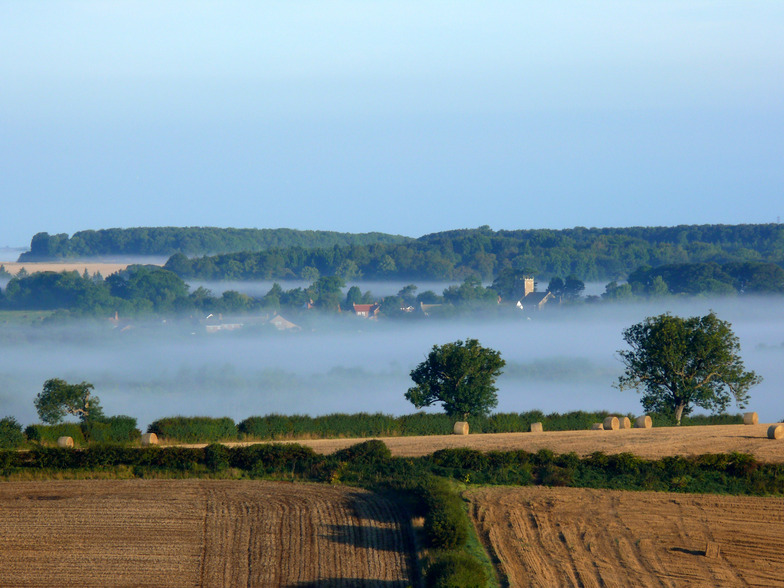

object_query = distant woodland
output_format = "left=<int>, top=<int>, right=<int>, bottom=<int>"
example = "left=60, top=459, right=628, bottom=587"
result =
left=162, top=224, right=784, bottom=282
left=19, top=225, right=784, bottom=283
left=3, top=224, right=784, bottom=317
left=18, top=227, right=410, bottom=261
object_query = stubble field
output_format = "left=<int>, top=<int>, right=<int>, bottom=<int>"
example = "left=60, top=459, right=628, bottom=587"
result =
left=468, top=485, right=784, bottom=587
left=232, top=424, right=784, bottom=463
left=0, top=480, right=416, bottom=587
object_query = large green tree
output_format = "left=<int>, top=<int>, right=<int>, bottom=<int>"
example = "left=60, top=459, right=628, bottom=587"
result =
left=405, top=339, right=505, bottom=419
left=616, top=312, right=761, bottom=424
left=34, top=379, right=104, bottom=424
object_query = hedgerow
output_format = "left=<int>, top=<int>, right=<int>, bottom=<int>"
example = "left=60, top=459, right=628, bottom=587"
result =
left=147, top=416, right=237, bottom=443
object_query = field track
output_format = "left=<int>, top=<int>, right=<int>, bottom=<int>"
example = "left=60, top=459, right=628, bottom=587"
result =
left=214, top=424, right=784, bottom=463
left=0, top=480, right=416, bottom=587
left=468, top=486, right=784, bottom=588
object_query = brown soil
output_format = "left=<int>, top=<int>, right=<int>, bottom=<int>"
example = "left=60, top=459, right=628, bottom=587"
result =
left=0, top=480, right=416, bottom=587
left=220, top=424, right=784, bottom=463
left=468, top=486, right=784, bottom=588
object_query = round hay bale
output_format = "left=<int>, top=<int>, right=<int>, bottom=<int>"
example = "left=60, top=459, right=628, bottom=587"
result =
left=603, top=416, right=619, bottom=431
left=453, top=421, right=469, bottom=435
left=591, top=423, right=605, bottom=431
left=57, top=436, right=74, bottom=448
left=743, top=412, right=759, bottom=425
left=141, top=432, right=159, bottom=446
left=619, top=417, right=632, bottom=429
left=634, top=415, right=653, bottom=429
left=767, top=424, right=783, bottom=440
left=530, top=422, right=543, bottom=433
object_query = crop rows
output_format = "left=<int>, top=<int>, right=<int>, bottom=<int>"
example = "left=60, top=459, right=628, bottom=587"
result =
left=0, top=480, right=415, bottom=587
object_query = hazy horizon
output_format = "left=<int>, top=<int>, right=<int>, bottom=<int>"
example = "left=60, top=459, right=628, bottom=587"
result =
left=1, top=296, right=781, bottom=431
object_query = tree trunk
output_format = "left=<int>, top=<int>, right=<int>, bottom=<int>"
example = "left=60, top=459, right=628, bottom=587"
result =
left=675, top=403, right=685, bottom=425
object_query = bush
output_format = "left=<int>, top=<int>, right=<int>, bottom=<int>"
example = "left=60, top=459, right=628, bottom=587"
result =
left=228, top=443, right=319, bottom=474
left=418, top=477, right=469, bottom=550
left=332, top=439, right=391, bottom=464
left=24, top=423, right=86, bottom=446
left=204, top=443, right=230, bottom=472
left=424, top=552, right=488, bottom=588
left=0, top=417, right=25, bottom=449
left=147, top=416, right=237, bottom=443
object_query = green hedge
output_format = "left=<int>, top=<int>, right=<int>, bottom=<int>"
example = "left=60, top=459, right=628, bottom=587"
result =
left=83, top=416, right=141, bottom=444
left=237, top=410, right=625, bottom=441
left=424, top=552, right=488, bottom=588
left=24, top=423, right=86, bottom=446
left=147, top=417, right=238, bottom=443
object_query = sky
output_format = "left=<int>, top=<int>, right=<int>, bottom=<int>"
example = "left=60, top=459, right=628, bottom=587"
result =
left=1, top=1, right=783, bottom=248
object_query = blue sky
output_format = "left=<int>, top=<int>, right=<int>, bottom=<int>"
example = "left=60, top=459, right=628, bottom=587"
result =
left=1, top=1, right=783, bottom=247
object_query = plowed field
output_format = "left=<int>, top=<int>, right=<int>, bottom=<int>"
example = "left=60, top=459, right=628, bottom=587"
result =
left=468, top=486, right=784, bottom=588
left=0, top=480, right=416, bottom=587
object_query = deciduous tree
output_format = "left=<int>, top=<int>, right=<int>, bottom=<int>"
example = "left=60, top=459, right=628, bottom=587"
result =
left=34, top=379, right=104, bottom=424
left=405, top=339, right=505, bottom=419
left=616, top=312, right=761, bottom=424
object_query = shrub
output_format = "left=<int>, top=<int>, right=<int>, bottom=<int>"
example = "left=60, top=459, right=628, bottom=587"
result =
left=0, top=417, right=25, bottom=449
left=228, top=443, right=319, bottom=474
left=418, top=477, right=470, bottom=550
left=204, top=443, right=231, bottom=472
left=431, top=448, right=489, bottom=472
left=332, top=439, right=391, bottom=464
left=424, top=552, right=488, bottom=588
left=147, top=416, right=237, bottom=443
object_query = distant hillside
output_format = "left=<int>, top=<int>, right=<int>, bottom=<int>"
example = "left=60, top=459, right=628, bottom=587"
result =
left=18, top=227, right=411, bottom=261
left=164, top=223, right=784, bottom=282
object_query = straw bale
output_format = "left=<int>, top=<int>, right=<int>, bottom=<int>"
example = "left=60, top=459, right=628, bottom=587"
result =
left=603, top=416, right=619, bottom=431
left=57, top=436, right=74, bottom=448
left=705, top=541, right=721, bottom=558
left=619, top=417, right=631, bottom=429
left=453, top=421, right=469, bottom=435
left=743, top=412, right=758, bottom=425
left=767, top=424, right=783, bottom=440
left=529, top=422, right=543, bottom=433
left=141, top=433, right=159, bottom=446
left=634, top=415, right=653, bottom=429
left=591, top=423, right=604, bottom=431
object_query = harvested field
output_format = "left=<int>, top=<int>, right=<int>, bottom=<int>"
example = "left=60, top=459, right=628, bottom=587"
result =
left=0, top=480, right=415, bottom=587
left=0, top=261, right=144, bottom=276
left=468, top=486, right=784, bottom=588
left=224, top=424, right=784, bottom=463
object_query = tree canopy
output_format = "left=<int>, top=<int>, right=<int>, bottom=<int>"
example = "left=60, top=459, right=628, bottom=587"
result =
left=616, top=312, right=761, bottom=424
left=405, top=339, right=505, bottom=419
left=34, top=378, right=104, bottom=424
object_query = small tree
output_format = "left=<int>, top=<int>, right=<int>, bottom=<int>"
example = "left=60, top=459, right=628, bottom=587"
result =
left=34, top=378, right=104, bottom=424
left=405, top=339, right=505, bottom=420
left=616, top=312, right=761, bottom=424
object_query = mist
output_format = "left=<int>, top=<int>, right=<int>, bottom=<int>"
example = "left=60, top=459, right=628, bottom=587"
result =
left=1, top=296, right=782, bottom=431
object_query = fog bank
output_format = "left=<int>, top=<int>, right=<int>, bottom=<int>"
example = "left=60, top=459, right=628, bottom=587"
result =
left=1, top=296, right=782, bottom=430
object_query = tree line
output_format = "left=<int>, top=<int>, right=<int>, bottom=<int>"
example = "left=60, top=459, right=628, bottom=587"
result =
left=18, top=227, right=410, bottom=261
left=17, top=224, right=784, bottom=282
left=2, top=261, right=783, bottom=319
left=163, top=224, right=784, bottom=282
